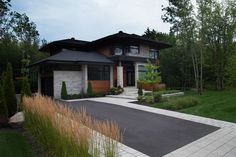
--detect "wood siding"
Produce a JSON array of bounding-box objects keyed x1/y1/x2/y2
[{"x1": 89, "y1": 80, "x2": 110, "y2": 93}]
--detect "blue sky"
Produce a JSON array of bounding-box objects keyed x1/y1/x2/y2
[{"x1": 12, "y1": 0, "x2": 171, "y2": 42}]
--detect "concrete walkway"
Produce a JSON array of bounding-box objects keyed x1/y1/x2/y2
[{"x1": 61, "y1": 97, "x2": 236, "y2": 157}]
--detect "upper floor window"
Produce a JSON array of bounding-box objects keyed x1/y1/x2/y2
[
  {"x1": 129, "y1": 45, "x2": 139, "y2": 54},
  {"x1": 125, "y1": 45, "x2": 139, "y2": 54},
  {"x1": 111, "y1": 45, "x2": 123, "y2": 56},
  {"x1": 114, "y1": 47, "x2": 123, "y2": 55},
  {"x1": 149, "y1": 48, "x2": 158, "y2": 59}
]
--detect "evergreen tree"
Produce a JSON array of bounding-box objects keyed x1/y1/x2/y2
[
  {"x1": 21, "y1": 77, "x2": 32, "y2": 97},
  {"x1": 0, "y1": 84, "x2": 8, "y2": 118},
  {"x1": 61, "y1": 81, "x2": 68, "y2": 99},
  {"x1": 87, "y1": 82, "x2": 93, "y2": 97},
  {"x1": 3, "y1": 63, "x2": 17, "y2": 117}
]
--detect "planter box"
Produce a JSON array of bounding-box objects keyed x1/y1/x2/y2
[{"x1": 141, "y1": 83, "x2": 166, "y2": 91}]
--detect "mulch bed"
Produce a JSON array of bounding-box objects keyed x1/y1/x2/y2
[{"x1": 0, "y1": 125, "x2": 49, "y2": 157}]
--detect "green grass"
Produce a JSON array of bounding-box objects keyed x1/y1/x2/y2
[
  {"x1": 0, "y1": 131, "x2": 35, "y2": 157},
  {"x1": 152, "y1": 90, "x2": 236, "y2": 123}
]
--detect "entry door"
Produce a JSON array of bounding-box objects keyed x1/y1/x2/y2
[{"x1": 127, "y1": 71, "x2": 135, "y2": 86}]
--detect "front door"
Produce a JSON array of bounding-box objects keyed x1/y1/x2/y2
[{"x1": 127, "y1": 71, "x2": 135, "y2": 86}]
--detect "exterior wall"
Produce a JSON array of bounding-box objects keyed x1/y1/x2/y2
[
  {"x1": 38, "y1": 71, "x2": 41, "y2": 93},
  {"x1": 89, "y1": 80, "x2": 110, "y2": 93},
  {"x1": 98, "y1": 48, "x2": 111, "y2": 57},
  {"x1": 53, "y1": 71, "x2": 83, "y2": 98},
  {"x1": 126, "y1": 44, "x2": 150, "y2": 58}
]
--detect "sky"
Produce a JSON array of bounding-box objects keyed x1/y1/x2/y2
[{"x1": 12, "y1": 0, "x2": 172, "y2": 42}]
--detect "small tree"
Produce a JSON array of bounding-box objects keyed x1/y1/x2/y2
[
  {"x1": 21, "y1": 77, "x2": 32, "y2": 97},
  {"x1": 87, "y1": 82, "x2": 93, "y2": 97},
  {"x1": 61, "y1": 81, "x2": 68, "y2": 99},
  {"x1": 20, "y1": 77, "x2": 31, "y2": 111},
  {"x1": 139, "y1": 60, "x2": 161, "y2": 102},
  {"x1": 0, "y1": 84, "x2": 8, "y2": 119},
  {"x1": 3, "y1": 63, "x2": 17, "y2": 117}
]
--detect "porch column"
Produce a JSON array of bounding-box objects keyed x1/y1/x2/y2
[
  {"x1": 117, "y1": 63, "x2": 123, "y2": 87},
  {"x1": 110, "y1": 65, "x2": 114, "y2": 88},
  {"x1": 135, "y1": 63, "x2": 139, "y2": 87},
  {"x1": 82, "y1": 65, "x2": 88, "y2": 93},
  {"x1": 38, "y1": 71, "x2": 41, "y2": 93}
]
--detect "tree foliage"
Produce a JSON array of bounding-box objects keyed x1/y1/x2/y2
[
  {"x1": 3, "y1": 63, "x2": 17, "y2": 117},
  {"x1": 158, "y1": 0, "x2": 236, "y2": 91},
  {"x1": 0, "y1": 84, "x2": 8, "y2": 118},
  {"x1": 21, "y1": 77, "x2": 31, "y2": 97}
]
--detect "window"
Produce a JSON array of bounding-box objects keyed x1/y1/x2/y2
[
  {"x1": 113, "y1": 47, "x2": 123, "y2": 55},
  {"x1": 124, "y1": 45, "x2": 139, "y2": 54},
  {"x1": 138, "y1": 65, "x2": 147, "y2": 79},
  {"x1": 129, "y1": 45, "x2": 139, "y2": 54},
  {"x1": 149, "y1": 49, "x2": 158, "y2": 59},
  {"x1": 88, "y1": 65, "x2": 110, "y2": 80}
]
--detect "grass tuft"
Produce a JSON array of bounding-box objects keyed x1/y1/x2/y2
[{"x1": 23, "y1": 94, "x2": 122, "y2": 157}]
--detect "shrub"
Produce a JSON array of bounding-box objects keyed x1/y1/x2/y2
[
  {"x1": 145, "y1": 95, "x2": 154, "y2": 104},
  {"x1": 61, "y1": 81, "x2": 68, "y2": 99},
  {"x1": 109, "y1": 86, "x2": 124, "y2": 95},
  {"x1": 87, "y1": 82, "x2": 93, "y2": 96},
  {"x1": 165, "y1": 97, "x2": 199, "y2": 110},
  {"x1": 137, "y1": 95, "x2": 145, "y2": 103},
  {"x1": 137, "y1": 82, "x2": 143, "y2": 96},
  {"x1": 0, "y1": 84, "x2": 8, "y2": 116},
  {"x1": 3, "y1": 63, "x2": 17, "y2": 117},
  {"x1": 154, "y1": 92, "x2": 162, "y2": 103}
]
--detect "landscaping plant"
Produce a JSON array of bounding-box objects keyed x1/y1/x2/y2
[
  {"x1": 164, "y1": 96, "x2": 199, "y2": 111},
  {"x1": 0, "y1": 84, "x2": 8, "y2": 127},
  {"x1": 23, "y1": 95, "x2": 122, "y2": 157},
  {"x1": 61, "y1": 81, "x2": 68, "y2": 99},
  {"x1": 137, "y1": 82, "x2": 143, "y2": 96},
  {"x1": 87, "y1": 81, "x2": 93, "y2": 97},
  {"x1": 139, "y1": 60, "x2": 161, "y2": 103},
  {"x1": 3, "y1": 63, "x2": 17, "y2": 117}
]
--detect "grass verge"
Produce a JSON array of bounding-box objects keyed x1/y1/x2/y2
[
  {"x1": 0, "y1": 131, "x2": 35, "y2": 157},
  {"x1": 152, "y1": 90, "x2": 236, "y2": 123}
]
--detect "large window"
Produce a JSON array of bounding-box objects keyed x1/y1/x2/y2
[
  {"x1": 88, "y1": 65, "x2": 110, "y2": 80},
  {"x1": 149, "y1": 49, "x2": 158, "y2": 59},
  {"x1": 138, "y1": 65, "x2": 147, "y2": 79}
]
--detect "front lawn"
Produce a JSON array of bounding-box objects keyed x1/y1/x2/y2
[
  {"x1": 0, "y1": 131, "x2": 35, "y2": 157},
  {"x1": 152, "y1": 90, "x2": 236, "y2": 123}
]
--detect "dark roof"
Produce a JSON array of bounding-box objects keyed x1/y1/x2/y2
[
  {"x1": 90, "y1": 31, "x2": 172, "y2": 49},
  {"x1": 40, "y1": 31, "x2": 172, "y2": 52},
  {"x1": 39, "y1": 38, "x2": 89, "y2": 52},
  {"x1": 30, "y1": 49, "x2": 113, "y2": 67}
]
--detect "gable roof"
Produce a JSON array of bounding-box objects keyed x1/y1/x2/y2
[
  {"x1": 90, "y1": 31, "x2": 172, "y2": 49},
  {"x1": 39, "y1": 31, "x2": 172, "y2": 52},
  {"x1": 30, "y1": 49, "x2": 113, "y2": 67},
  {"x1": 39, "y1": 38, "x2": 89, "y2": 52}
]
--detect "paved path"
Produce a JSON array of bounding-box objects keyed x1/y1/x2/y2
[{"x1": 62, "y1": 99, "x2": 219, "y2": 157}]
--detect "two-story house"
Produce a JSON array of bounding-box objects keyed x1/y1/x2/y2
[{"x1": 31, "y1": 31, "x2": 171, "y2": 98}]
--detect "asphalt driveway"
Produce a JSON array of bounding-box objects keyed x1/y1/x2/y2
[{"x1": 63, "y1": 100, "x2": 218, "y2": 157}]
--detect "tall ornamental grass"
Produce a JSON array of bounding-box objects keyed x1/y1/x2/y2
[{"x1": 23, "y1": 94, "x2": 122, "y2": 157}]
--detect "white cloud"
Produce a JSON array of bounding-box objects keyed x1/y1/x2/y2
[{"x1": 12, "y1": 0, "x2": 171, "y2": 42}]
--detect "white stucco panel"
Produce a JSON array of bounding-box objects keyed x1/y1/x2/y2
[{"x1": 53, "y1": 71, "x2": 83, "y2": 98}]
